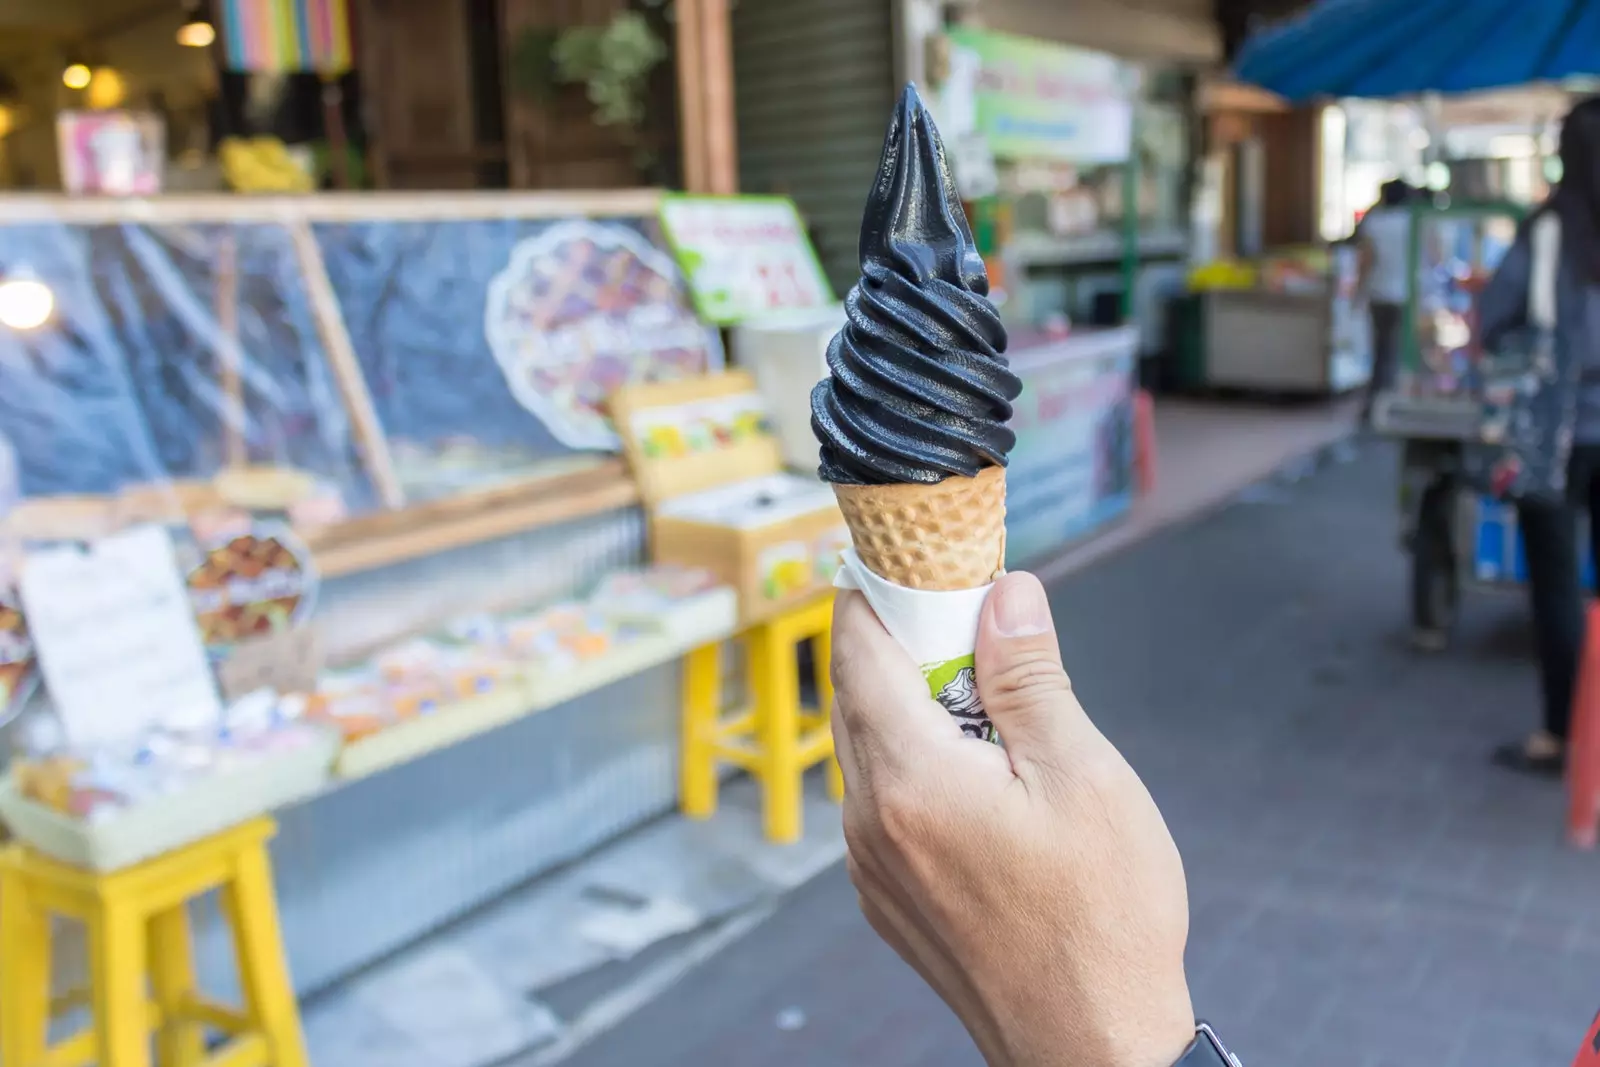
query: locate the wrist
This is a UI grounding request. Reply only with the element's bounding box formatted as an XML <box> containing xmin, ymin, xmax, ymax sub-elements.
<box><xmin>995</xmin><ymin>985</ymin><xmax>1194</xmax><ymax>1067</ymax></box>
<box><xmin>1093</xmin><ymin>986</ymin><xmax>1196</xmax><ymax>1067</ymax></box>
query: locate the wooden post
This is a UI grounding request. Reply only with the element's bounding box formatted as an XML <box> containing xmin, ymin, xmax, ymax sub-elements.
<box><xmin>698</xmin><ymin>0</ymin><xmax>737</xmax><ymax>194</ymax></box>
<box><xmin>287</xmin><ymin>220</ymin><xmax>405</xmax><ymax>509</ymax></box>
<box><xmin>676</xmin><ymin>0</ymin><xmax>737</xmax><ymax>194</ymax></box>
<box><xmin>675</xmin><ymin>0</ymin><xmax>708</xmax><ymax>193</ymax></box>
<box><xmin>215</xmin><ymin>231</ymin><xmax>247</xmax><ymax>469</ymax></box>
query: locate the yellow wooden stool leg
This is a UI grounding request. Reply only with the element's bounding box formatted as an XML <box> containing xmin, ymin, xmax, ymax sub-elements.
<box><xmin>1</xmin><ymin>858</ymin><xmax>53</xmax><ymax>1067</ymax></box>
<box><xmin>812</xmin><ymin>624</ymin><xmax>845</xmax><ymax>802</ymax></box>
<box><xmin>224</xmin><ymin>847</ymin><xmax>309</xmax><ymax>1067</ymax></box>
<box><xmin>680</xmin><ymin>640</ymin><xmax>722</xmax><ymax>820</ymax></box>
<box><xmin>91</xmin><ymin>903</ymin><xmax>151</xmax><ymax>1067</ymax></box>
<box><xmin>754</xmin><ymin>622</ymin><xmax>803</xmax><ymax>843</ymax></box>
<box><xmin>148</xmin><ymin>904</ymin><xmax>207</xmax><ymax>1067</ymax></box>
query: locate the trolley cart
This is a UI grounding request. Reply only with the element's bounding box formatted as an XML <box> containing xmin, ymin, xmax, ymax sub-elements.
<box><xmin>1373</xmin><ymin>201</ymin><xmax>1524</xmax><ymax>647</ymax></box>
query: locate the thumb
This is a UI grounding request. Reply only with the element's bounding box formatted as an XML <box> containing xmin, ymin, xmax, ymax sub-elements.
<box><xmin>975</xmin><ymin>572</ymin><xmax>1084</xmax><ymax>769</ymax></box>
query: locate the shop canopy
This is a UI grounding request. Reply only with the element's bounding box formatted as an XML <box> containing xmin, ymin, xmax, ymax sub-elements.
<box><xmin>1232</xmin><ymin>0</ymin><xmax>1600</xmax><ymax>102</ymax></box>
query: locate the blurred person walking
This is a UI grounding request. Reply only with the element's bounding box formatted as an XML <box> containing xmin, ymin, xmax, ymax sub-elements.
<box><xmin>1356</xmin><ymin>178</ymin><xmax>1415</xmax><ymax>423</ymax></box>
<box><xmin>1480</xmin><ymin>96</ymin><xmax>1600</xmax><ymax>777</ymax></box>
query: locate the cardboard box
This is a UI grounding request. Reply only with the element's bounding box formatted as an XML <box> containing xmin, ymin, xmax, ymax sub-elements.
<box><xmin>611</xmin><ymin>372</ymin><xmax>848</xmax><ymax>624</ymax></box>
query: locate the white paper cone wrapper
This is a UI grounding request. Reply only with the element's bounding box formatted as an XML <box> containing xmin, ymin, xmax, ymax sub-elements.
<box><xmin>834</xmin><ymin>547</ymin><xmax>996</xmax><ymax>740</ymax></box>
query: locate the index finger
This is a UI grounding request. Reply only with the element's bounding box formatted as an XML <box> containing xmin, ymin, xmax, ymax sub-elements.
<box><xmin>830</xmin><ymin>589</ymin><xmax>960</xmax><ymax>781</ymax></box>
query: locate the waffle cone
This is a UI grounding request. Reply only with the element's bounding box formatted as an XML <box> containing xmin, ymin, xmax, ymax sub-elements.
<box><xmin>832</xmin><ymin>466</ymin><xmax>1007</xmax><ymax>591</ymax></box>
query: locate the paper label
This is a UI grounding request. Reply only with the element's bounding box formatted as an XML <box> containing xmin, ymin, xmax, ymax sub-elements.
<box><xmin>631</xmin><ymin>392</ymin><xmax>775</xmax><ymax>460</ymax></box>
<box><xmin>758</xmin><ymin>541</ymin><xmax>811</xmax><ymax>600</ymax></box>
<box><xmin>218</xmin><ymin>625</ymin><xmax>324</xmax><ymax>701</ymax></box>
<box><xmin>834</xmin><ymin>548</ymin><xmax>996</xmax><ymax>741</ymax></box>
<box><xmin>20</xmin><ymin>525</ymin><xmax>222</xmax><ymax>748</ymax></box>
<box><xmin>659</xmin><ymin>195</ymin><xmax>835</xmax><ymax>325</ymax></box>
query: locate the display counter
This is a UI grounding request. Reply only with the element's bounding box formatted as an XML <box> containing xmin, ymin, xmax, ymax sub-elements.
<box><xmin>1186</xmin><ymin>246</ymin><xmax>1372</xmax><ymax>396</ymax></box>
<box><xmin>0</xmin><ymin>190</ymin><xmax>737</xmax><ymax>992</ymax></box>
<box><xmin>1004</xmin><ymin>326</ymin><xmax>1139</xmax><ymax>565</ymax></box>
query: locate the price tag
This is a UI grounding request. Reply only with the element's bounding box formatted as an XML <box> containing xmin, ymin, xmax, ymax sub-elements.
<box><xmin>21</xmin><ymin>525</ymin><xmax>221</xmax><ymax>747</ymax></box>
<box><xmin>218</xmin><ymin>625</ymin><xmax>324</xmax><ymax>702</ymax></box>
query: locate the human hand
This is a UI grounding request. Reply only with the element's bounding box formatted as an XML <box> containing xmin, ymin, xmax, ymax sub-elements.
<box><xmin>830</xmin><ymin>572</ymin><xmax>1194</xmax><ymax>1067</ymax></box>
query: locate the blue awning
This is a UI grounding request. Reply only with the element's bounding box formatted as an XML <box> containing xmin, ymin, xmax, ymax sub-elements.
<box><xmin>1233</xmin><ymin>0</ymin><xmax>1600</xmax><ymax>102</ymax></box>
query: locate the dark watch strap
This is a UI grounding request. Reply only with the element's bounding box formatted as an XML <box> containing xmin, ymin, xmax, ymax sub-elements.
<box><xmin>1173</xmin><ymin>1023</ymin><xmax>1241</xmax><ymax>1067</ymax></box>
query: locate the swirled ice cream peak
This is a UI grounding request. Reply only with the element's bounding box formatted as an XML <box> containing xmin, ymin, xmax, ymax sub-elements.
<box><xmin>810</xmin><ymin>83</ymin><xmax>1021</xmax><ymax>486</ymax></box>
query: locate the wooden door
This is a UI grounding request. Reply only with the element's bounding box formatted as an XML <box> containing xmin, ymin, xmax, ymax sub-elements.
<box><xmin>499</xmin><ymin>0</ymin><xmax>640</xmax><ymax>189</ymax></box>
<box><xmin>360</xmin><ymin>0</ymin><xmax>482</xmax><ymax>188</ymax></box>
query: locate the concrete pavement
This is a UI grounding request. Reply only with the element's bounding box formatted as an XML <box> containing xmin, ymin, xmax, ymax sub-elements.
<box><xmin>557</xmin><ymin>441</ymin><xmax>1600</xmax><ymax>1067</ymax></box>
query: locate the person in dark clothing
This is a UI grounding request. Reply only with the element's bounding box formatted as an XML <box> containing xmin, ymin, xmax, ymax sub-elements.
<box><xmin>1479</xmin><ymin>97</ymin><xmax>1600</xmax><ymax>776</ymax></box>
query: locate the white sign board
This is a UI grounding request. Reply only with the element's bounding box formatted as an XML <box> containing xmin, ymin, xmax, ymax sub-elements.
<box><xmin>659</xmin><ymin>196</ymin><xmax>835</xmax><ymax>325</ymax></box>
<box><xmin>21</xmin><ymin>525</ymin><xmax>222</xmax><ymax>748</ymax></box>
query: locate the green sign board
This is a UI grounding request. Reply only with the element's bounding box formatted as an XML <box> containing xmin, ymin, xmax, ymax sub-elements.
<box><xmin>944</xmin><ymin>28</ymin><xmax>1135</xmax><ymax>164</ymax></box>
<box><xmin>658</xmin><ymin>195</ymin><xmax>835</xmax><ymax>325</ymax></box>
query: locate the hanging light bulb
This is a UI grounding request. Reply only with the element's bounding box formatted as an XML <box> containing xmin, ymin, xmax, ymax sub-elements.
<box><xmin>0</xmin><ymin>271</ymin><xmax>54</xmax><ymax>331</ymax></box>
<box><xmin>62</xmin><ymin>62</ymin><xmax>92</xmax><ymax>90</ymax></box>
<box><xmin>177</xmin><ymin>2</ymin><xmax>216</xmax><ymax>48</ymax></box>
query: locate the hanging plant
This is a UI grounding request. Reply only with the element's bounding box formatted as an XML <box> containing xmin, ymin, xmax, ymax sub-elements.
<box><xmin>511</xmin><ymin>12</ymin><xmax>667</xmax><ymax>134</ymax></box>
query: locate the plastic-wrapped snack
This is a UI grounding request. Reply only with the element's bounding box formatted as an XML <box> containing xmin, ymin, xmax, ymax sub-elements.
<box><xmin>305</xmin><ymin>667</ymin><xmax>393</xmax><ymax>741</ymax></box>
<box><xmin>502</xmin><ymin>602</ymin><xmax>618</xmax><ymax>668</ymax></box>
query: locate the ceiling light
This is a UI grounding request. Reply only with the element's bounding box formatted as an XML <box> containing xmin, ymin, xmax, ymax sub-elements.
<box><xmin>177</xmin><ymin>19</ymin><xmax>215</xmax><ymax>47</ymax></box>
<box><xmin>177</xmin><ymin>3</ymin><xmax>216</xmax><ymax>48</ymax></box>
<box><xmin>62</xmin><ymin>63</ymin><xmax>91</xmax><ymax>90</ymax></box>
<box><xmin>0</xmin><ymin>274</ymin><xmax>55</xmax><ymax>332</ymax></box>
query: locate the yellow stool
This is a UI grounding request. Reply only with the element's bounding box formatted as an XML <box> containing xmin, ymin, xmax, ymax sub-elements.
<box><xmin>681</xmin><ymin>592</ymin><xmax>844</xmax><ymax>843</ymax></box>
<box><xmin>0</xmin><ymin>817</ymin><xmax>309</xmax><ymax>1067</ymax></box>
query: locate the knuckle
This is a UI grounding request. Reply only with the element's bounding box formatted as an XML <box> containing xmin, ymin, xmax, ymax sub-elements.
<box><xmin>873</xmin><ymin>783</ymin><xmax>926</xmax><ymax>849</ymax></box>
<box><xmin>1073</xmin><ymin>740</ymin><xmax>1134</xmax><ymax>798</ymax></box>
<box><xmin>991</xmin><ymin>648</ymin><xmax>1072</xmax><ymax>704</ymax></box>
<box><xmin>844</xmin><ymin>852</ymin><xmax>865</xmax><ymax>890</ymax></box>
<box><xmin>842</xmin><ymin>808</ymin><xmax>873</xmax><ymax>855</ymax></box>
<box><xmin>828</xmin><ymin>636</ymin><xmax>861</xmax><ymax>696</ymax></box>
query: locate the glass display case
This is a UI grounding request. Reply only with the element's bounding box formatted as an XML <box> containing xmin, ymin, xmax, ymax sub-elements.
<box><xmin>1401</xmin><ymin>203</ymin><xmax>1522</xmax><ymax>398</ymax></box>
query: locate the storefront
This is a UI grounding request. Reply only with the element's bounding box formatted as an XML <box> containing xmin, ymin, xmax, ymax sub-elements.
<box><xmin>923</xmin><ymin>25</ymin><xmax>1145</xmax><ymax>553</ymax></box>
<box><xmin>0</xmin><ymin>175</ymin><xmax>869</xmax><ymax>995</ymax></box>
<box><xmin>936</xmin><ymin>0</ymin><xmax>1208</xmax><ymax>375</ymax></box>
<box><xmin>0</xmin><ymin>0</ymin><xmax>1146</xmax><ymax>1000</ymax></box>
<box><xmin>0</xmin><ymin>0</ymin><xmax>774</xmax><ymax>999</ymax></box>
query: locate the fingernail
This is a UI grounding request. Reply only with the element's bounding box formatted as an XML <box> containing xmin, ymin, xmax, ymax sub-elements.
<box><xmin>991</xmin><ymin>575</ymin><xmax>1051</xmax><ymax>637</ymax></box>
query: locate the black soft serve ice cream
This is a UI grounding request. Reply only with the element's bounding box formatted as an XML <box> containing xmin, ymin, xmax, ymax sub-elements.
<box><xmin>810</xmin><ymin>84</ymin><xmax>1021</xmax><ymax>487</ymax></box>
<box><xmin>814</xmin><ymin>85</ymin><xmax>1018</xmax><ymax>744</ymax></box>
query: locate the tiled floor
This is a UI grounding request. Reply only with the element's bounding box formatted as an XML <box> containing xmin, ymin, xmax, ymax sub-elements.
<box><xmin>1034</xmin><ymin>393</ymin><xmax>1361</xmax><ymax>583</ymax></box>
<box><xmin>300</xmin><ymin>780</ymin><xmax>847</xmax><ymax>1067</ymax></box>
<box><xmin>557</xmin><ymin>440</ymin><xmax>1600</xmax><ymax>1067</ymax></box>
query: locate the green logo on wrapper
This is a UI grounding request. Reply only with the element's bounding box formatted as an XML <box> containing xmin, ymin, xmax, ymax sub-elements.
<box><xmin>922</xmin><ymin>654</ymin><xmax>996</xmax><ymax>743</ymax></box>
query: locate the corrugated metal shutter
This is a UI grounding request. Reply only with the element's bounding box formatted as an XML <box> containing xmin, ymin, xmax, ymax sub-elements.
<box><xmin>733</xmin><ymin>0</ymin><xmax>895</xmax><ymax>297</ymax></box>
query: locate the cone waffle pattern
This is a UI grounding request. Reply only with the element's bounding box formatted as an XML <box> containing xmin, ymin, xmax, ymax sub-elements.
<box><xmin>833</xmin><ymin>466</ymin><xmax>1007</xmax><ymax>591</ymax></box>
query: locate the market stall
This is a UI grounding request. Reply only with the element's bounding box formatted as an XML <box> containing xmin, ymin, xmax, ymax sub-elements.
<box><xmin>928</xmin><ymin>27</ymin><xmax>1190</xmax><ymax>366</ymax></box>
<box><xmin>1004</xmin><ymin>326</ymin><xmax>1139</xmax><ymax>563</ymax></box>
<box><xmin>1182</xmin><ymin>243</ymin><xmax>1372</xmax><ymax>395</ymax></box>
<box><xmin>1231</xmin><ymin>0</ymin><xmax>1592</xmax><ymax>662</ymax></box>
<box><xmin>0</xmin><ymin>189</ymin><xmax>760</xmax><ymax>992</ymax></box>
